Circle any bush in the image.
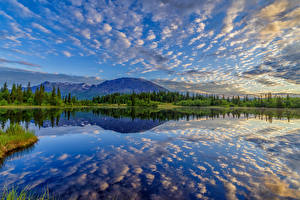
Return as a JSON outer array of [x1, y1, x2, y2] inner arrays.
[[0, 99, 8, 106]]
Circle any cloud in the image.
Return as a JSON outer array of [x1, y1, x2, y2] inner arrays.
[[116, 31, 131, 48], [146, 31, 156, 40], [0, 66, 103, 87], [70, 0, 82, 6], [8, 0, 35, 17], [0, 58, 41, 68], [103, 23, 112, 32], [0, 10, 14, 20], [259, 0, 289, 21], [1, 0, 299, 95], [139, 48, 169, 65], [176, 70, 212, 77], [32, 22, 51, 34], [81, 28, 91, 39], [63, 51, 72, 57], [255, 78, 279, 86], [154, 79, 246, 95], [219, 0, 245, 38]]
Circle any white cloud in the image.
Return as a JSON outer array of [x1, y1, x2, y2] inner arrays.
[[116, 31, 131, 48], [136, 39, 144, 46], [81, 28, 91, 39], [0, 10, 14, 20], [9, 0, 35, 17], [196, 43, 205, 49], [149, 42, 158, 49], [218, 0, 245, 38], [162, 26, 172, 39], [103, 23, 112, 32], [32, 22, 51, 34], [73, 10, 84, 22], [146, 31, 156, 40], [63, 51, 72, 57]]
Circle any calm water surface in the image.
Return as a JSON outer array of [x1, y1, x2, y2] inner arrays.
[[0, 108, 299, 200]]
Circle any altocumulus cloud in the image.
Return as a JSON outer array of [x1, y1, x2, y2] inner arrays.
[[0, 0, 299, 94]]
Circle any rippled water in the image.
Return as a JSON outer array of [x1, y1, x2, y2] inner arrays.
[[0, 108, 299, 200]]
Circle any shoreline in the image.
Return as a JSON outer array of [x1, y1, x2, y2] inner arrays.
[[0, 104, 299, 110], [0, 137, 38, 160], [0, 125, 38, 160]]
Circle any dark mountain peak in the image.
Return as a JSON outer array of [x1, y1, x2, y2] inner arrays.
[[96, 77, 167, 94]]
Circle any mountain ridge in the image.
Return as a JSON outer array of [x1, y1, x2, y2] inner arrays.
[[31, 77, 168, 99]]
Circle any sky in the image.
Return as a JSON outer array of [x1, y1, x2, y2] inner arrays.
[[0, 0, 299, 95]]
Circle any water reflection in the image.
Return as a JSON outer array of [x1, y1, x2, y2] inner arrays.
[[0, 107, 299, 132], [0, 108, 299, 200]]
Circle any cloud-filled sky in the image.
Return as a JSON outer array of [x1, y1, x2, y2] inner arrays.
[[0, 0, 299, 94]]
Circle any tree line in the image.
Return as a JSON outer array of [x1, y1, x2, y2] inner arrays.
[[92, 91, 300, 108], [0, 82, 94, 106], [1, 82, 299, 108]]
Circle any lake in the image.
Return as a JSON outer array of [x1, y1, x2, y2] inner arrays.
[[0, 107, 299, 200]]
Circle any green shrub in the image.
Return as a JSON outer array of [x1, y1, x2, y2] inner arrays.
[[0, 99, 8, 106]]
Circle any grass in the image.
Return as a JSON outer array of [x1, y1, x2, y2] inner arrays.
[[0, 124, 38, 160], [0, 187, 54, 200]]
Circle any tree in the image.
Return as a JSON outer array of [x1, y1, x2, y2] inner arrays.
[[26, 82, 32, 100], [276, 96, 284, 108], [57, 87, 61, 99], [1, 82, 10, 102], [16, 84, 23, 104], [50, 86, 56, 105], [51, 86, 56, 98], [68, 93, 71, 104], [1, 82, 8, 92], [131, 91, 136, 106], [286, 94, 291, 108], [10, 83, 17, 103]]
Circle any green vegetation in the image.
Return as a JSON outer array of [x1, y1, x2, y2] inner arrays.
[[1, 82, 299, 108], [0, 187, 54, 200], [93, 91, 300, 108], [0, 82, 95, 107], [92, 92, 160, 107], [0, 124, 37, 159]]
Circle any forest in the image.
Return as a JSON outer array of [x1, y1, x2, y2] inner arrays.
[[92, 91, 300, 108], [0, 82, 299, 108], [0, 82, 94, 106]]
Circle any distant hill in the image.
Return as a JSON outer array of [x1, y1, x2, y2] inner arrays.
[[31, 77, 167, 99]]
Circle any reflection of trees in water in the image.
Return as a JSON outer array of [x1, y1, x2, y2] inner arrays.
[[0, 108, 299, 128]]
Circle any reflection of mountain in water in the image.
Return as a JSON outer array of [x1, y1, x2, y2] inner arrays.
[[42, 112, 165, 133], [1, 107, 299, 134]]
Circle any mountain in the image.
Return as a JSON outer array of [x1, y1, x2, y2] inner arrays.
[[42, 113, 165, 134], [92, 77, 167, 94], [32, 77, 168, 99], [31, 81, 93, 99]]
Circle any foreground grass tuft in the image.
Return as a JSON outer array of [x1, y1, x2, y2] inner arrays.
[[0, 124, 38, 159], [0, 187, 54, 200]]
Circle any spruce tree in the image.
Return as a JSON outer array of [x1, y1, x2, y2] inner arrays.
[[57, 87, 61, 99]]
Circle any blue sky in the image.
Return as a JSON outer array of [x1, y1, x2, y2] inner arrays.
[[0, 0, 299, 94]]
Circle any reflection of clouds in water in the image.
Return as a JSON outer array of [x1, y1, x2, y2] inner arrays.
[[151, 118, 300, 199], [0, 118, 300, 199], [58, 153, 69, 161]]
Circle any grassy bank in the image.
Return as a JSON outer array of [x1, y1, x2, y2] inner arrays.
[[0, 124, 38, 160]]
